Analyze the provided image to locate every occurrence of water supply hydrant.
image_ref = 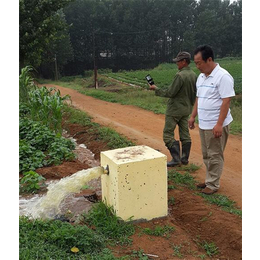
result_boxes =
[102,165,109,175]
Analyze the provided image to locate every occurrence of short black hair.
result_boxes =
[194,45,214,62]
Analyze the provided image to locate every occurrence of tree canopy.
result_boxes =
[19,0,242,78]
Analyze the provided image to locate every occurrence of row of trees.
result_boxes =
[20,0,242,78]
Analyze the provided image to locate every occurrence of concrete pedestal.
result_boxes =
[101,145,168,221]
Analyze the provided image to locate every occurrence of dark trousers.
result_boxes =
[163,115,191,149]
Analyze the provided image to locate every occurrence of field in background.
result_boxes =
[40,58,242,134]
[103,58,242,95]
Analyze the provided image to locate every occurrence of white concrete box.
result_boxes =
[101,145,168,221]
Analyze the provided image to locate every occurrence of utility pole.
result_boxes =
[93,32,98,89]
[54,54,58,81]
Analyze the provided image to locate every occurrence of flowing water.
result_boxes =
[20,166,104,219]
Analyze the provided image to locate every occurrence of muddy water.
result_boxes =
[20,167,104,219]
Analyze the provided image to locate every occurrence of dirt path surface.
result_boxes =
[43,84,242,208]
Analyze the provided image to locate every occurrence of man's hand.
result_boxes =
[213,123,223,138]
[188,116,195,130]
[149,84,157,90]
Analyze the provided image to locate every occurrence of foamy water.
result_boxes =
[20,167,104,219]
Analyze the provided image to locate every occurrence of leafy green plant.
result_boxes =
[20,171,46,193]
[172,244,183,258]
[19,66,35,103]
[46,136,75,165]
[19,140,46,172]
[200,241,219,257]
[19,118,75,173]
[19,118,56,151]
[139,225,175,238]
[28,86,70,133]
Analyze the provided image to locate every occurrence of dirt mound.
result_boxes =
[36,160,91,179]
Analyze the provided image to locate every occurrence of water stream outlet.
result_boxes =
[100,145,168,221]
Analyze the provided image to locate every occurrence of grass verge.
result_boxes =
[63,104,135,149]
[168,165,242,217]
[19,202,135,259]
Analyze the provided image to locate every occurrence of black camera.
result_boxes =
[145,74,154,85]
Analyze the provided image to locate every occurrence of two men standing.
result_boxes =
[150,45,235,195]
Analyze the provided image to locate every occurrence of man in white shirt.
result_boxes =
[188,45,235,195]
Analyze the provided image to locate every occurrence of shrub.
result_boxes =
[19,118,75,173]
[19,171,46,193]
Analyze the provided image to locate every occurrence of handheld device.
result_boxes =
[145,74,154,85]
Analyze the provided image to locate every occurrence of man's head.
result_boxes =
[173,51,191,70]
[194,45,216,76]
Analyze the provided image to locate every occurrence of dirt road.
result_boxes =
[44,84,242,207]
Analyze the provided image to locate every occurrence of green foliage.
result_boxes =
[28,86,70,133]
[46,136,76,165]
[131,250,150,260]
[168,196,175,206]
[198,193,242,218]
[19,216,106,259]
[61,0,241,75]
[168,170,197,190]
[19,118,75,173]
[20,171,46,193]
[172,244,183,258]
[19,66,35,103]
[98,127,135,149]
[174,163,201,173]
[78,202,135,245]
[19,140,46,172]
[19,0,73,68]
[104,58,242,95]
[139,225,175,238]
[200,241,219,257]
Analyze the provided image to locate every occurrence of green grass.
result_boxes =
[19,202,135,259]
[200,241,219,258]
[139,225,175,238]
[197,193,242,218]
[19,216,106,259]
[63,104,135,149]
[104,58,242,95]
[78,202,135,245]
[168,169,197,190]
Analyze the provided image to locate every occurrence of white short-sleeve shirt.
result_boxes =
[196,63,235,130]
